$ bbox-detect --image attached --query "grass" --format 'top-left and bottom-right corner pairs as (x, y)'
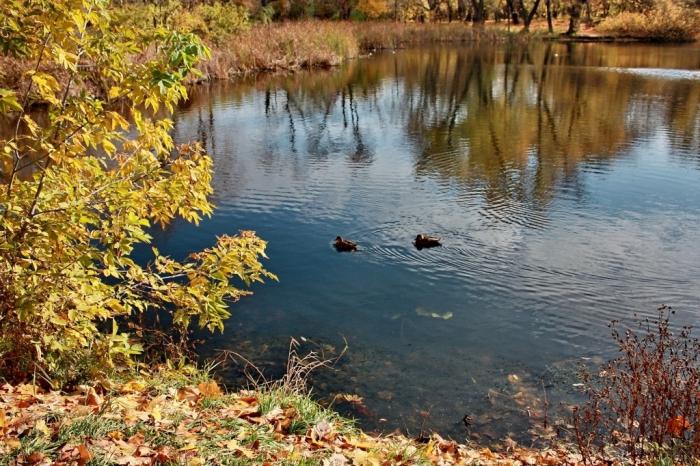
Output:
(257, 388), (356, 436)
(56, 415), (126, 444)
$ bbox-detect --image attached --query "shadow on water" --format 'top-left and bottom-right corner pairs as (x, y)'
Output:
(153, 41), (700, 443)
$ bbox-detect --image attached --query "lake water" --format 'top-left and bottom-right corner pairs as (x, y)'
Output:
(158, 42), (700, 442)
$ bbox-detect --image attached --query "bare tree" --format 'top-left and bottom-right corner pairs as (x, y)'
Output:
(545, 0), (553, 32)
(518, 0), (543, 31)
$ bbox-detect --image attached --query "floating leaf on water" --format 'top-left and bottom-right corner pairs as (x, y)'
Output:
(415, 307), (453, 320)
(507, 374), (520, 384)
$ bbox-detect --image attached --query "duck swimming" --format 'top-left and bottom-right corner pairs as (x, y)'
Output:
(414, 234), (441, 249)
(334, 236), (358, 252)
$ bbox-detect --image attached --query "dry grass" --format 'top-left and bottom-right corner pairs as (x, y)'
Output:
(197, 21), (523, 79)
(200, 21), (359, 77)
(351, 21), (523, 50)
(597, 1), (700, 41)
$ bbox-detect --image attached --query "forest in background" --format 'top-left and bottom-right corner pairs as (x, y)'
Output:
(116, 0), (700, 37)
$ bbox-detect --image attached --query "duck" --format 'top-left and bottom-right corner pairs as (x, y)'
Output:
(334, 236), (358, 252)
(414, 234), (441, 249)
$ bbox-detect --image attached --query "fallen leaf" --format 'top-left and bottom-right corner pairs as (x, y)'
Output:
(323, 453), (349, 466)
(77, 444), (92, 466)
(26, 452), (46, 464)
(345, 449), (382, 466)
(238, 395), (258, 404)
(3, 437), (21, 449)
(17, 395), (39, 408)
(198, 381), (222, 398)
(264, 406), (284, 421)
(415, 307), (453, 320)
(85, 387), (102, 407)
(177, 387), (200, 403)
(34, 419), (50, 437)
(335, 393), (364, 404)
(311, 420), (333, 441)
(120, 380), (146, 393)
(667, 415), (690, 437)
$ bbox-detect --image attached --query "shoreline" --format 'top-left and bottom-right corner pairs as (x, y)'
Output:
(0, 367), (586, 465)
(194, 21), (698, 82)
(1, 20), (695, 96)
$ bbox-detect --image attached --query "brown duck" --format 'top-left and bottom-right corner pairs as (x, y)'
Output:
(414, 234), (441, 249)
(334, 236), (358, 252)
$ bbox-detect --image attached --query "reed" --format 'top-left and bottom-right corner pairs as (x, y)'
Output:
(197, 21), (521, 79)
(200, 21), (358, 77)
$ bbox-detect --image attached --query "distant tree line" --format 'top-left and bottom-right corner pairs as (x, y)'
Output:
(114, 0), (700, 34)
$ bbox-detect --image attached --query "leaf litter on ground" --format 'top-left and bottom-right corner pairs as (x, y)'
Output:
(0, 368), (606, 465)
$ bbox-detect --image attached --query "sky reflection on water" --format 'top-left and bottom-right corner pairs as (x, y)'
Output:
(157, 41), (700, 441)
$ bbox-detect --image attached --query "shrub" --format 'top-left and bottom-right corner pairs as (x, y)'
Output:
(256, 4), (277, 25)
(354, 0), (390, 19)
(170, 9), (210, 38)
(110, 0), (182, 32)
(110, 2), (250, 45)
(192, 2), (250, 44)
(572, 306), (700, 464)
(597, 0), (700, 41)
(0, 0), (274, 386)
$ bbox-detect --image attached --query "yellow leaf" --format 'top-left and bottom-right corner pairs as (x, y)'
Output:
(34, 419), (50, 437)
(121, 380), (145, 394)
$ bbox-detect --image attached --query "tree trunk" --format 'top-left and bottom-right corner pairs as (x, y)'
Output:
(585, 0), (593, 26)
(427, 0), (440, 19)
(339, 0), (351, 19)
(566, 0), (586, 35)
(506, 0), (520, 23)
(545, 0), (553, 33)
(471, 0), (485, 22)
(519, 0), (542, 31)
(457, 0), (467, 21)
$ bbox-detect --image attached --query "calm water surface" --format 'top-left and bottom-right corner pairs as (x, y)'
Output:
(158, 42), (700, 441)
